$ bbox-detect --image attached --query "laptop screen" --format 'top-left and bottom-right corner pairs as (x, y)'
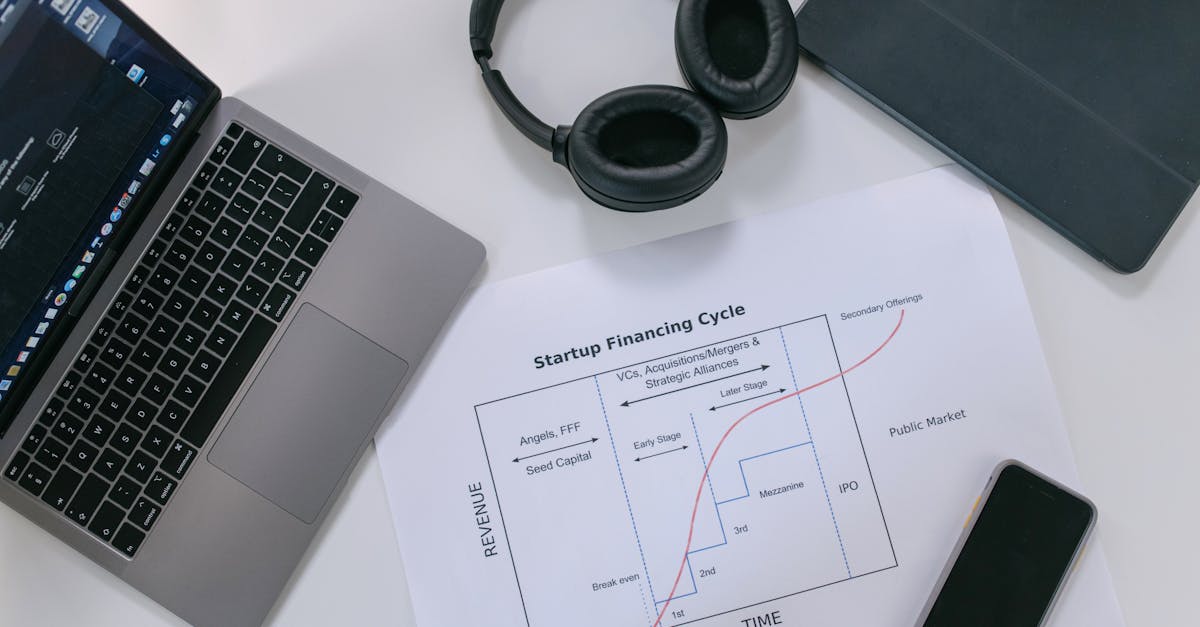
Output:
(0, 0), (216, 424)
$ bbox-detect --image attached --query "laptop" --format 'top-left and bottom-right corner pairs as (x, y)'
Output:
(0, 1), (484, 625)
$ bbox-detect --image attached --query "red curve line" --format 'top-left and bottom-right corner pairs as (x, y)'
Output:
(652, 309), (906, 627)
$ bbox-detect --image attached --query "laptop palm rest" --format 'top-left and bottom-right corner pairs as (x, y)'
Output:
(208, 303), (408, 523)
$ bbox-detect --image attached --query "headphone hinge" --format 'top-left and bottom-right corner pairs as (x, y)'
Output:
(551, 126), (571, 167)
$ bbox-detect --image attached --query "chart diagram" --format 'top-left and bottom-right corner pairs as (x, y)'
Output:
(475, 315), (898, 626)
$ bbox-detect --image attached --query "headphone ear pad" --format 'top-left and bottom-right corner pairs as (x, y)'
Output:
(676, 0), (800, 119)
(566, 85), (728, 212)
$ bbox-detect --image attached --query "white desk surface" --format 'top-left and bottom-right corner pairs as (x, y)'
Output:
(3, 1), (1197, 625)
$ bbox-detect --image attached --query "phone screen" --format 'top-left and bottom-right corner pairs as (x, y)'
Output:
(923, 464), (1094, 627)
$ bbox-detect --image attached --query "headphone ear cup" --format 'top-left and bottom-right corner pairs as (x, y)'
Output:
(676, 0), (800, 119)
(566, 85), (728, 212)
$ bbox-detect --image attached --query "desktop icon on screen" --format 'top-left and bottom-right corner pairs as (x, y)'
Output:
(118, 193), (132, 208)
(128, 180), (142, 195)
(100, 223), (113, 236)
(72, 265), (86, 279)
(127, 64), (145, 82)
(82, 251), (95, 264)
(45, 308), (59, 320)
(0, 380), (10, 391)
(35, 322), (49, 335)
(54, 294), (67, 307)
(110, 209), (123, 222)
(16, 352), (29, 364)
(64, 279), (77, 293)
(160, 134), (173, 147)
(7, 365), (20, 376)
(139, 159), (156, 176)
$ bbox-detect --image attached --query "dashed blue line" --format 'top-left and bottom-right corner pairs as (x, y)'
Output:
(636, 581), (652, 625)
(594, 375), (658, 620)
(779, 329), (853, 578)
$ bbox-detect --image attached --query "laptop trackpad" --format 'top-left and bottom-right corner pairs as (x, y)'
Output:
(209, 304), (408, 523)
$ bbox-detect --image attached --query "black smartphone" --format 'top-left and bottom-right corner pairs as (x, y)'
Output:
(917, 460), (1096, 627)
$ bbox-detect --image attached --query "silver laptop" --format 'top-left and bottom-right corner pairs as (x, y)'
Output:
(0, 1), (484, 625)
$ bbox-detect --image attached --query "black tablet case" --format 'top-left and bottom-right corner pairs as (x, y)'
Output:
(795, 0), (1200, 272)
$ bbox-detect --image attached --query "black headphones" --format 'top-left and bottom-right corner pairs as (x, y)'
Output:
(470, 0), (800, 212)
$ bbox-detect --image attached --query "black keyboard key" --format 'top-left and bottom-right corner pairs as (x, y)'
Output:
(5, 452), (29, 482)
(109, 476), (140, 509)
(221, 249), (253, 281)
(195, 241), (226, 273)
(228, 192), (257, 223)
(53, 413), (84, 443)
(252, 250), (284, 282)
(110, 423), (140, 456)
(326, 186), (359, 217)
(226, 132), (265, 173)
(131, 341), (164, 372)
(318, 213), (344, 242)
(114, 523), (146, 557)
(158, 349), (189, 380)
(130, 497), (162, 531)
(147, 315), (180, 347)
(36, 438), (68, 469)
(258, 144), (313, 182)
(101, 339), (132, 368)
(73, 344), (100, 373)
(88, 501), (125, 542)
(125, 398), (157, 430)
(205, 324), (238, 357)
(116, 313), (149, 344)
(261, 284), (296, 321)
(164, 240), (196, 271)
(41, 466), (82, 511)
(64, 474), (108, 525)
(84, 415), (115, 446)
(140, 237), (167, 267)
(140, 426), (174, 459)
(226, 123), (244, 139)
(189, 298), (221, 330)
(176, 187), (201, 214)
(114, 365), (146, 398)
(180, 216), (210, 247)
(294, 235), (328, 268)
(211, 167), (242, 197)
(108, 290), (135, 318)
(212, 217), (243, 249)
(143, 373), (174, 405)
(179, 266), (210, 297)
(173, 375), (206, 407)
(21, 425), (46, 453)
(57, 369), (82, 399)
(242, 168), (272, 199)
(268, 228), (300, 258)
(284, 172), (334, 233)
(69, 387), (99, 416)
(94, 449), (125, 481)
(157, 401), (188, 433)
(206, 274), (237, 306)
(180, 315), (275, 448)
(148, 266), (181, 295)
(163, 439), (198, 478)
(86, 363), (116, 391)
(219, 301), (252, 334)
(195, 191), (227, 222)
(131, 290), (164, 321)
(90, 317), (116, 346)
(236, 224), (269, 255)
(158, 212), (184, 240)
(192, 162), (217, 189)
(67, 439), (99, 472)
(279, 259), (311, 291)
(125, 264), (151, 292)
(144, 471), (177, 505)
(19, 463), (51, 495)
(38, 398), (65, 427)
(173, 323), (205, 354)
(163, 291), (196, 322)
(188, 349), (221, 383)
(210, 136), (235, 163)
(126, 450), (157, 483)
(252, 200), (284, 231)
(267, 177), (300, 208)
(97, 389), (131, 421)
(237, 276), (268, 307)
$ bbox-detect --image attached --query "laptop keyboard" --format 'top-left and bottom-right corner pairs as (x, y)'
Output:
(2, 123), (358, 558)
